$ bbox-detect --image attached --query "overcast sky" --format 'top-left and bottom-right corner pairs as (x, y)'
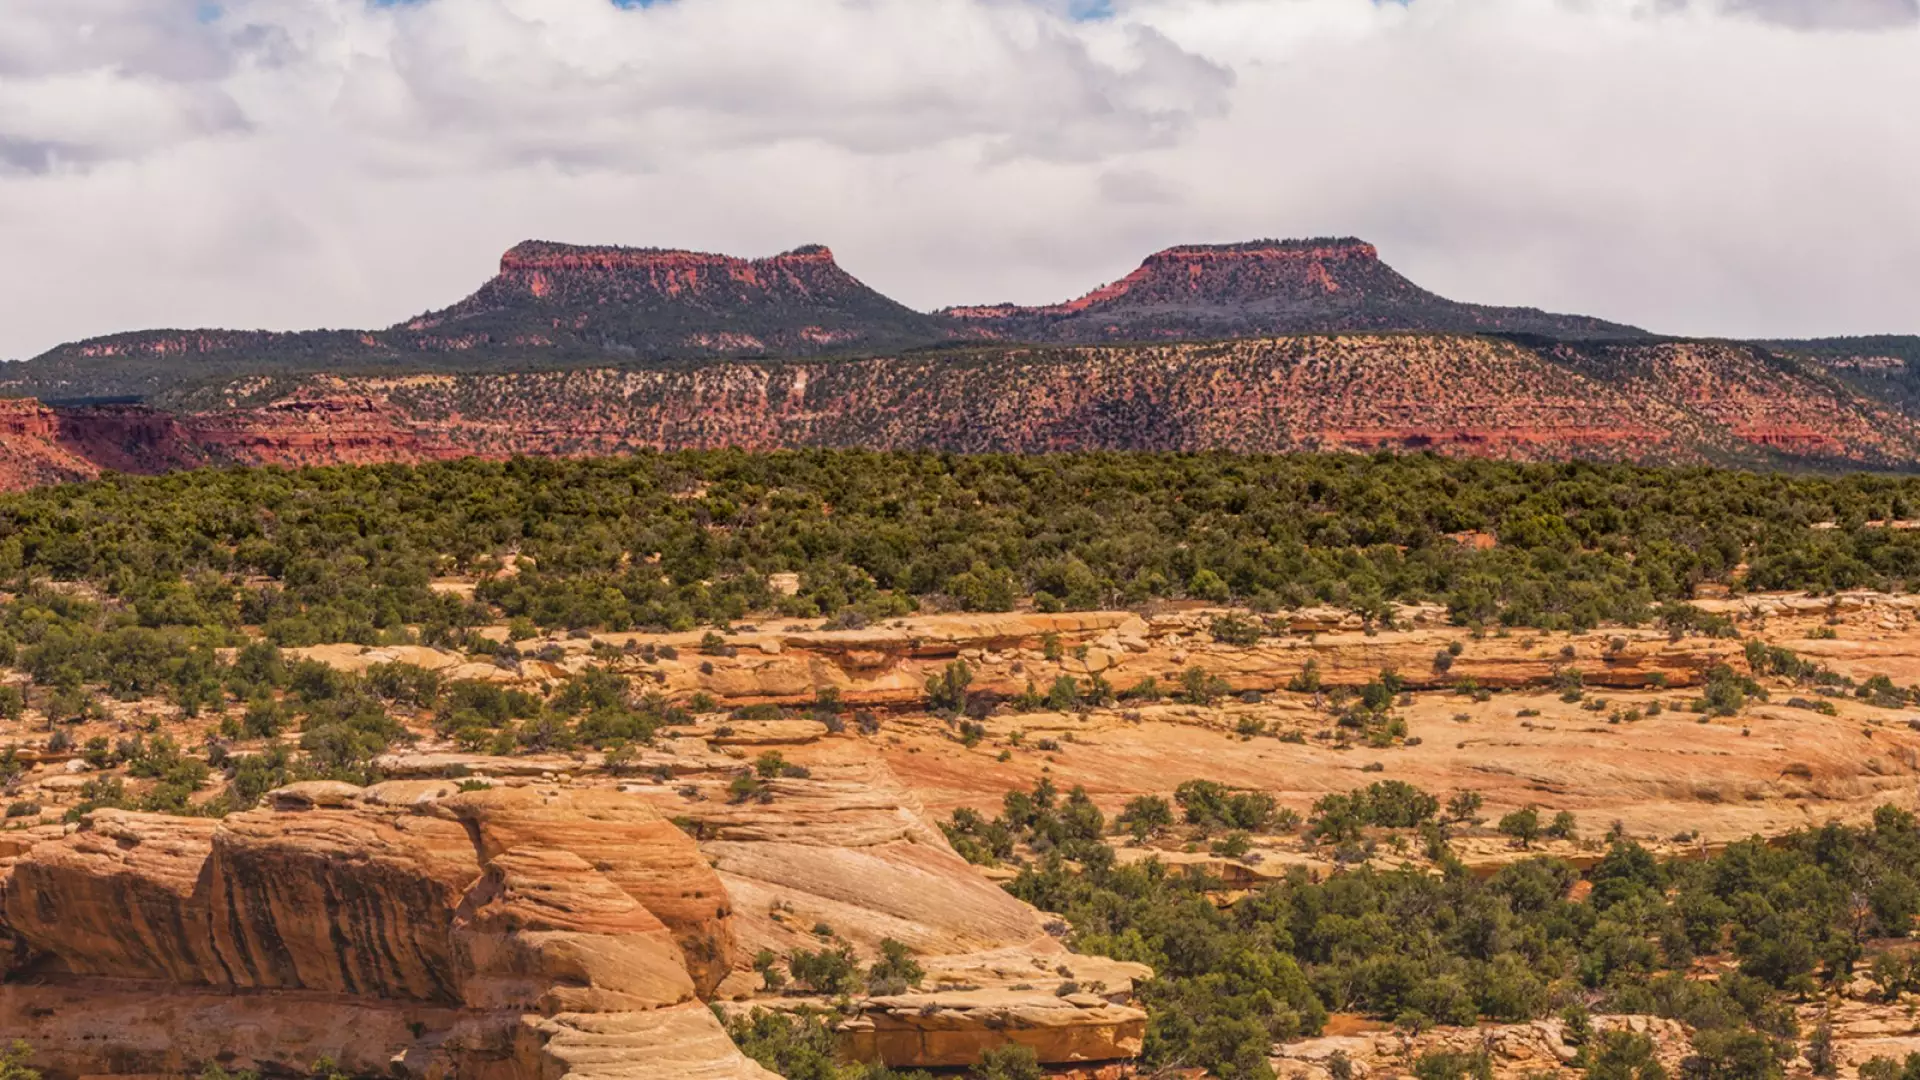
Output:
(2, 0), (1916, 359)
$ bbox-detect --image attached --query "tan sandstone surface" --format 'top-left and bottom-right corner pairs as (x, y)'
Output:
(8, 595), (1920, 1076)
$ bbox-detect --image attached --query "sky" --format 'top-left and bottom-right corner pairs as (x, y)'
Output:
(1, 0), (1916, 359)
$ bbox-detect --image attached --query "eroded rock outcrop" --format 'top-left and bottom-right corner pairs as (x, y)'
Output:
(435, 786), (736, 997)
(671, 744), (1150, 1069)
(1273, 1015), (1693, 1080)
(211, 804), (478, 998)
(11, 328), (1920, 490)
(0, 754), (1147, 1078)
(0, 785), (757, 1079)
(2, 811), (222, 984)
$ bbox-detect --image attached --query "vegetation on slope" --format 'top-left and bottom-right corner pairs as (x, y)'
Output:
(951, 777), (1920, 1080)
(1772, 337), (1920, 420)
(9, 451), (1920, 644)
(3, 449), (1920, 789)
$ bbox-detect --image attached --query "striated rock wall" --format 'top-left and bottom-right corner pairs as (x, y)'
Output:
(0, 763), (1146, 1078)
(3, 812), (223, 984)
(437, 786), (736, 998)
(207, 806), (481, 999)
(6, 332), (1912, 490)
(0, 786), (749, 1079)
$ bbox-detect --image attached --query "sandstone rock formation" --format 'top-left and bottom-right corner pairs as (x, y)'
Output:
(1272, 1014), (1693, 1080)
(0, 786), (750, 1078)
(0, 757), (1147, 1077)
(8, 331), (1916, 491)
(15, 594), (1920, 1076)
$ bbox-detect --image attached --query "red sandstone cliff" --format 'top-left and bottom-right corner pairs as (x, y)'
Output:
(0, 399), (119, 488)
(0, 334), (1910, 491)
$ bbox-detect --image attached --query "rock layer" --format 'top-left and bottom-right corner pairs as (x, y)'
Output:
(5, 332), (1915, 490)
(0, 760), (1146, 1077)
(0, 786), (748, 1078)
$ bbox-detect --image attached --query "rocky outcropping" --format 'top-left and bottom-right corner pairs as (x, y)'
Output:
(284, 599), (1920, 857)
(1273, 1015), (1693, 1079)
(7, 331), (1915, 490)
(0, 758), (1147, 1078)
(0, 786), (747, 1078)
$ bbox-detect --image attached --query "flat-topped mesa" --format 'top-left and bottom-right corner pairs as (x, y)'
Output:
(55, 330), (272, 360)
(481, 241), (853, 306)
(398, 240), (951, 357)
(41, 329), (388, 365)
(495, 241), (837, 279)
(944, 238), (1411, 322)
(1064, 238), (1394, 314)
(940, 236), (1642, 340)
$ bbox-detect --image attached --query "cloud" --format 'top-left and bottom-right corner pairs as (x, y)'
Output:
(0, 0), (1915, 358)
(1724, 0), (1918, 30)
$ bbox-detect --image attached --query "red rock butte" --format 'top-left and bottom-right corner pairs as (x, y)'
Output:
(498, 241), (839, 273)
(417, 242), (861, 321)
(20, 233), (1650, 400)
(386, 240), (952, 360)
(950, 239), (1387, 320)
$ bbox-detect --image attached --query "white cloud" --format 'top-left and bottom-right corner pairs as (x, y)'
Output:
(0, 0), (1915, 358)
(1725, 0), (1918, 30)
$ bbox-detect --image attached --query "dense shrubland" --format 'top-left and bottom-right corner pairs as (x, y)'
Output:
(31, 648), (683, 819)
(8, 448), (1916, 806)
(5, 452), (1920, 650)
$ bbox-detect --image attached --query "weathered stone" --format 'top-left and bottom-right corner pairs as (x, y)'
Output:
(207, 805), (479, 999)
(455, 847), (696, 1013)
(1, 811), (221, 984)
(435, 786), (738, 998)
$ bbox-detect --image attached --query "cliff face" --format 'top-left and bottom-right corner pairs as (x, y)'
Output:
(0, 399), (101, 488)
(432, 242), (869, 320)
(942, 239), (1642, 341)
(0, 789), (749, 1078)
(0, 767), (1146, 1078)
(0, 334), (1913, 489)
